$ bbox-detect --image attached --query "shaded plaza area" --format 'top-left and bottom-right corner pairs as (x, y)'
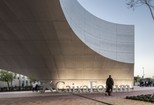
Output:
(0, 87), (154, 105)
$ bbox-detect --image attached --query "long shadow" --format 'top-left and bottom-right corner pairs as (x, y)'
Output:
(72, 93), (113, 105)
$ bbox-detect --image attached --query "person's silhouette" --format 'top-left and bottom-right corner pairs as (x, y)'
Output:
(105, 75), (114, 96)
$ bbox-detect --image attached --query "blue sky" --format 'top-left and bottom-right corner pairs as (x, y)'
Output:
(78, 0), (154, 78)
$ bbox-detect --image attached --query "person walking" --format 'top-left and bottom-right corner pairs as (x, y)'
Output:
(32, 82), (36, 92)
(35, 81), (38, 92)
(105, 75), (114, 96)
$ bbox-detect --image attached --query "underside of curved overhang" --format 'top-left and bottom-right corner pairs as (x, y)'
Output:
(0, 0), (134, 86)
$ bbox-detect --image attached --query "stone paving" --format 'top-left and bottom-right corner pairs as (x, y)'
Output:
(0, 87), (154, 105)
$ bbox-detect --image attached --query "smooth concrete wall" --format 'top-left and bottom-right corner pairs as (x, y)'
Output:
(60, 0), (134, 63)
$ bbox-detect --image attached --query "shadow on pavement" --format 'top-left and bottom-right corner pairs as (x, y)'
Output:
(73, 93), (113, 105)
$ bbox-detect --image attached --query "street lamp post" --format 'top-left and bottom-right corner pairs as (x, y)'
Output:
(142, 67), (145, 79)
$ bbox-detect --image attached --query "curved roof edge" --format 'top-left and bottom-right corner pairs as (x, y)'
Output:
(60, 0), (134, 63)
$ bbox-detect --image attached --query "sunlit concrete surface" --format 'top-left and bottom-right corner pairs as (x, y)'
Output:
(60, 0), (134, 63)
(0, 0), (134, 86)
(0, 88), (154, 105)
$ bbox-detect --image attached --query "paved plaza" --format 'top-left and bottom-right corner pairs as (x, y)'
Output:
(0, 87), (154, 105)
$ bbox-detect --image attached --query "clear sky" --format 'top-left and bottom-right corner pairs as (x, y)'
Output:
(78, 0), (154, 78)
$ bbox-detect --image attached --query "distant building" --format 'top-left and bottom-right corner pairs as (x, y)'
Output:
(0, 74), (31, 88)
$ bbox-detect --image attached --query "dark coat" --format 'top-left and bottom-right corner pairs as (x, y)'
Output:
(106, 77), (114, 88)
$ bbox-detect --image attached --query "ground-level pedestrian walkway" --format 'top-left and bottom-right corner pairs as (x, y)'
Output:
(0, 87), (154, 105)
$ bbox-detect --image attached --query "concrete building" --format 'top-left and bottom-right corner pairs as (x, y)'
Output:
(0, 74), (31, 88)
(0, 0), (134, 88)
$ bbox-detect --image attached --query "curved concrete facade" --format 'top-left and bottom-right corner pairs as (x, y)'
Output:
(60, 0), (134, 64)
(0, 0), (134, 87)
